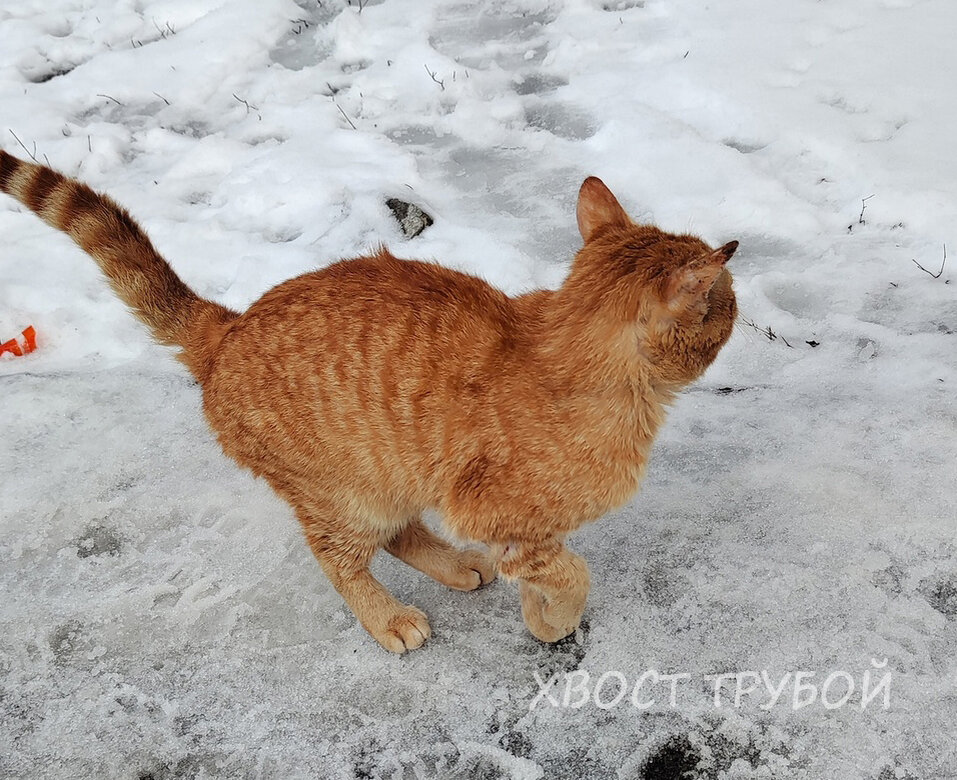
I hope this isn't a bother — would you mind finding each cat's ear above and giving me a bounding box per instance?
[577,177,631,242]
[665,241,738,309]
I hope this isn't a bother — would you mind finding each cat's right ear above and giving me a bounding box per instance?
[577,177,631,242]
[664,241,738,310]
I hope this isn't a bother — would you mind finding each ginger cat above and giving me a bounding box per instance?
[0,150,737,652]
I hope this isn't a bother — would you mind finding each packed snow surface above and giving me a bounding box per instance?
[2,1,956,778]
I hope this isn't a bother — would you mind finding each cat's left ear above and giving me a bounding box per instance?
[577,177,631,242]
[665,241,738,309]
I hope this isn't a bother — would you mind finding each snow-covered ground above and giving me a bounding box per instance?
[2,0,956,777]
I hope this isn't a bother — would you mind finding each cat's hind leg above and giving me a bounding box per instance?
[295,501,431,653]
[386,517,496,592]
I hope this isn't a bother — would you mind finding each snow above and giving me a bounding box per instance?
[1,0,956,777]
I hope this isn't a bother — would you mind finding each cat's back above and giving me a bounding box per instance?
[201,250,528,503]
[235,250,514,339]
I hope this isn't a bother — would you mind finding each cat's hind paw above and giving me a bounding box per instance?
[424,548,497,592]
[452,548,497,591]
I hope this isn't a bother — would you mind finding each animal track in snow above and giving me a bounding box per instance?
[75,522,124,558]
[431,4,557,71]
[525,101,596,140]
[722,138,767,154]
[513,71,568,96]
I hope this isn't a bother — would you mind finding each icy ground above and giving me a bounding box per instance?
[2,0,957,778]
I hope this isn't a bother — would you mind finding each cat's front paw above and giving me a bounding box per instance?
[520,581,583,643]
[368,605,431,653]
[542,588,587,640]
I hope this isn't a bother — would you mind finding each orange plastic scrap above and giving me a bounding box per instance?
[21,325,37,352]
[0,325,37,358]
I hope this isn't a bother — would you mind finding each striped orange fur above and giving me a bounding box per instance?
[1,150,737,652]
[0,151,235,380]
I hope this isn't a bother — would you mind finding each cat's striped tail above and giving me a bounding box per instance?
[0,149,237,379]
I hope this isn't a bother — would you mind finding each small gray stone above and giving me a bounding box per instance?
[386,198,434,238]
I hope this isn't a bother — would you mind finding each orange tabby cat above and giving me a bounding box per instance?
[0,150,737,652]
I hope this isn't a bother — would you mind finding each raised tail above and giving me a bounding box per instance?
[0,149,237,380]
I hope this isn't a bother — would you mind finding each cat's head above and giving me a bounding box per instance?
[568,177,738,387]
